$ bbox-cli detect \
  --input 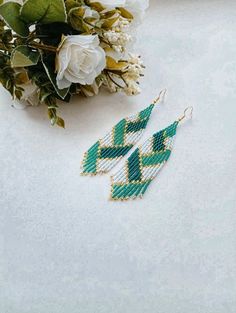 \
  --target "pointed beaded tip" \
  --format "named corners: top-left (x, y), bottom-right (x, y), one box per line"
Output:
top-left (80, 90), bottom-right (167, 176)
